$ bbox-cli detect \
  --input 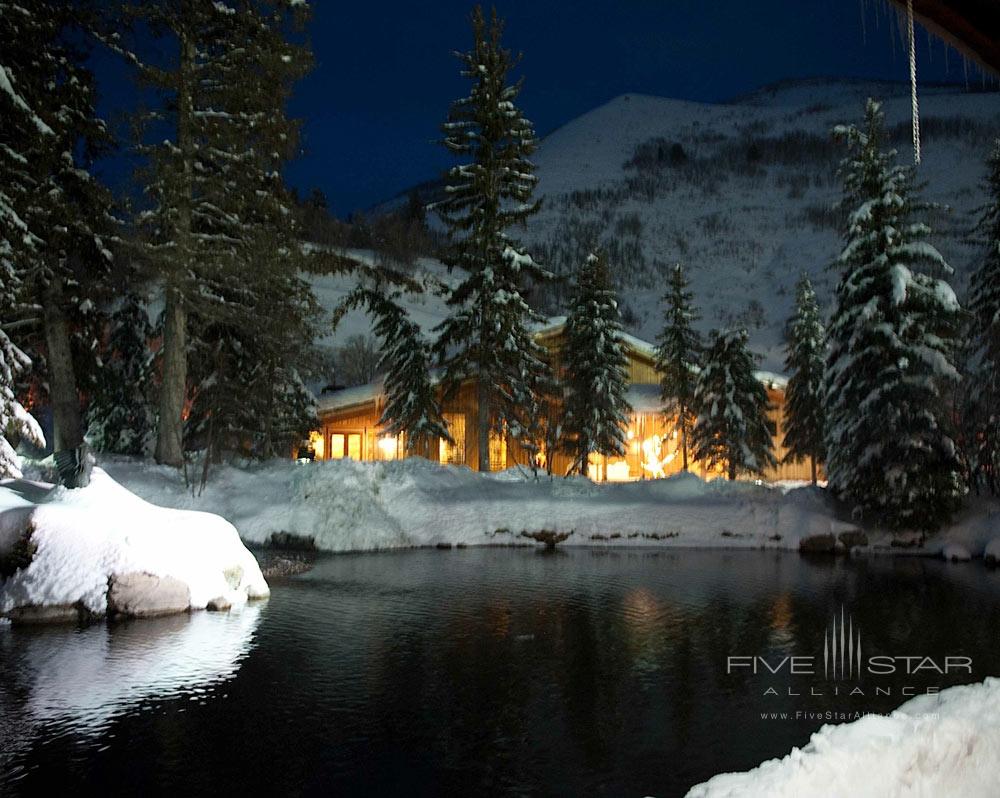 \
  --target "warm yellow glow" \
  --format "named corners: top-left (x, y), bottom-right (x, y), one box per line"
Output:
top-left (347, 433), bottom-right (362, 460)
top-left (641, 434), bottom-right (676, 478)
top-left (377, 435), bottom-right (399, 460)
top-left (330, 433), bottom-right (346, 459)
top-left (627, 428), bottom-right (635, 440)
top-left (308, 431), bottom-right (324, 460)
top-left (606, 460), bottom-right (631, 482)
top-left (440, 413), bottom-right (466, 465)
top-left (488, 431), bottom-right (507, 471)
